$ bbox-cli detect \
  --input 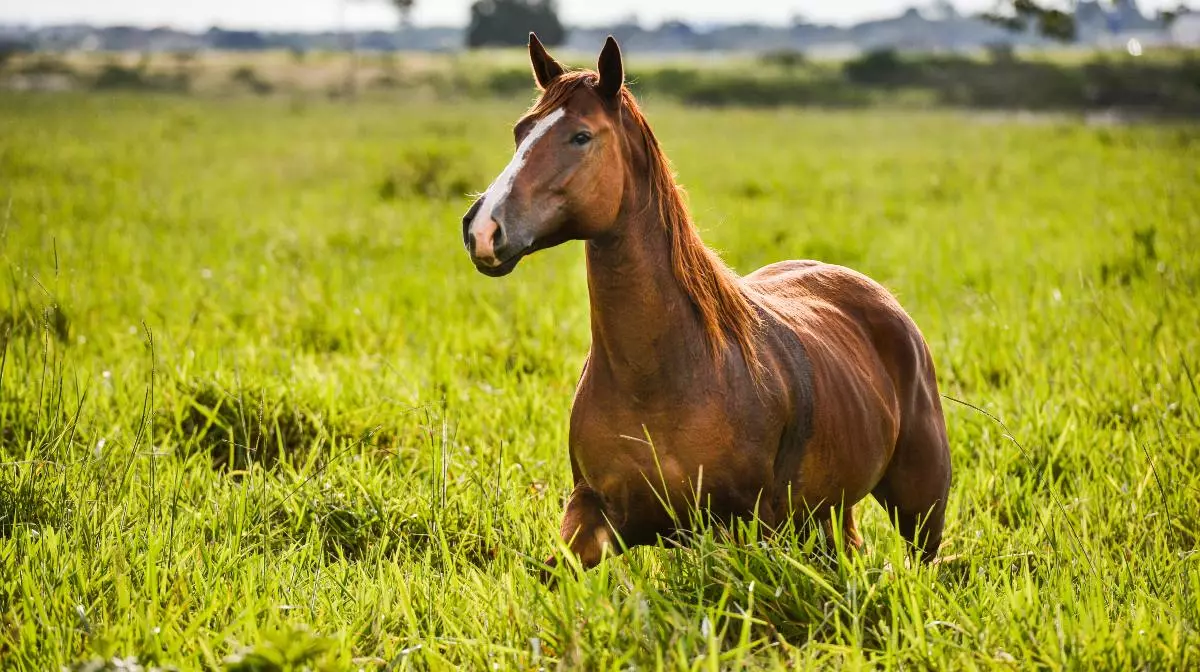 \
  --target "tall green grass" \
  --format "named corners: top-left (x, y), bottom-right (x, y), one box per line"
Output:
top-left (0, 93), bottom-right (1197, 669)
